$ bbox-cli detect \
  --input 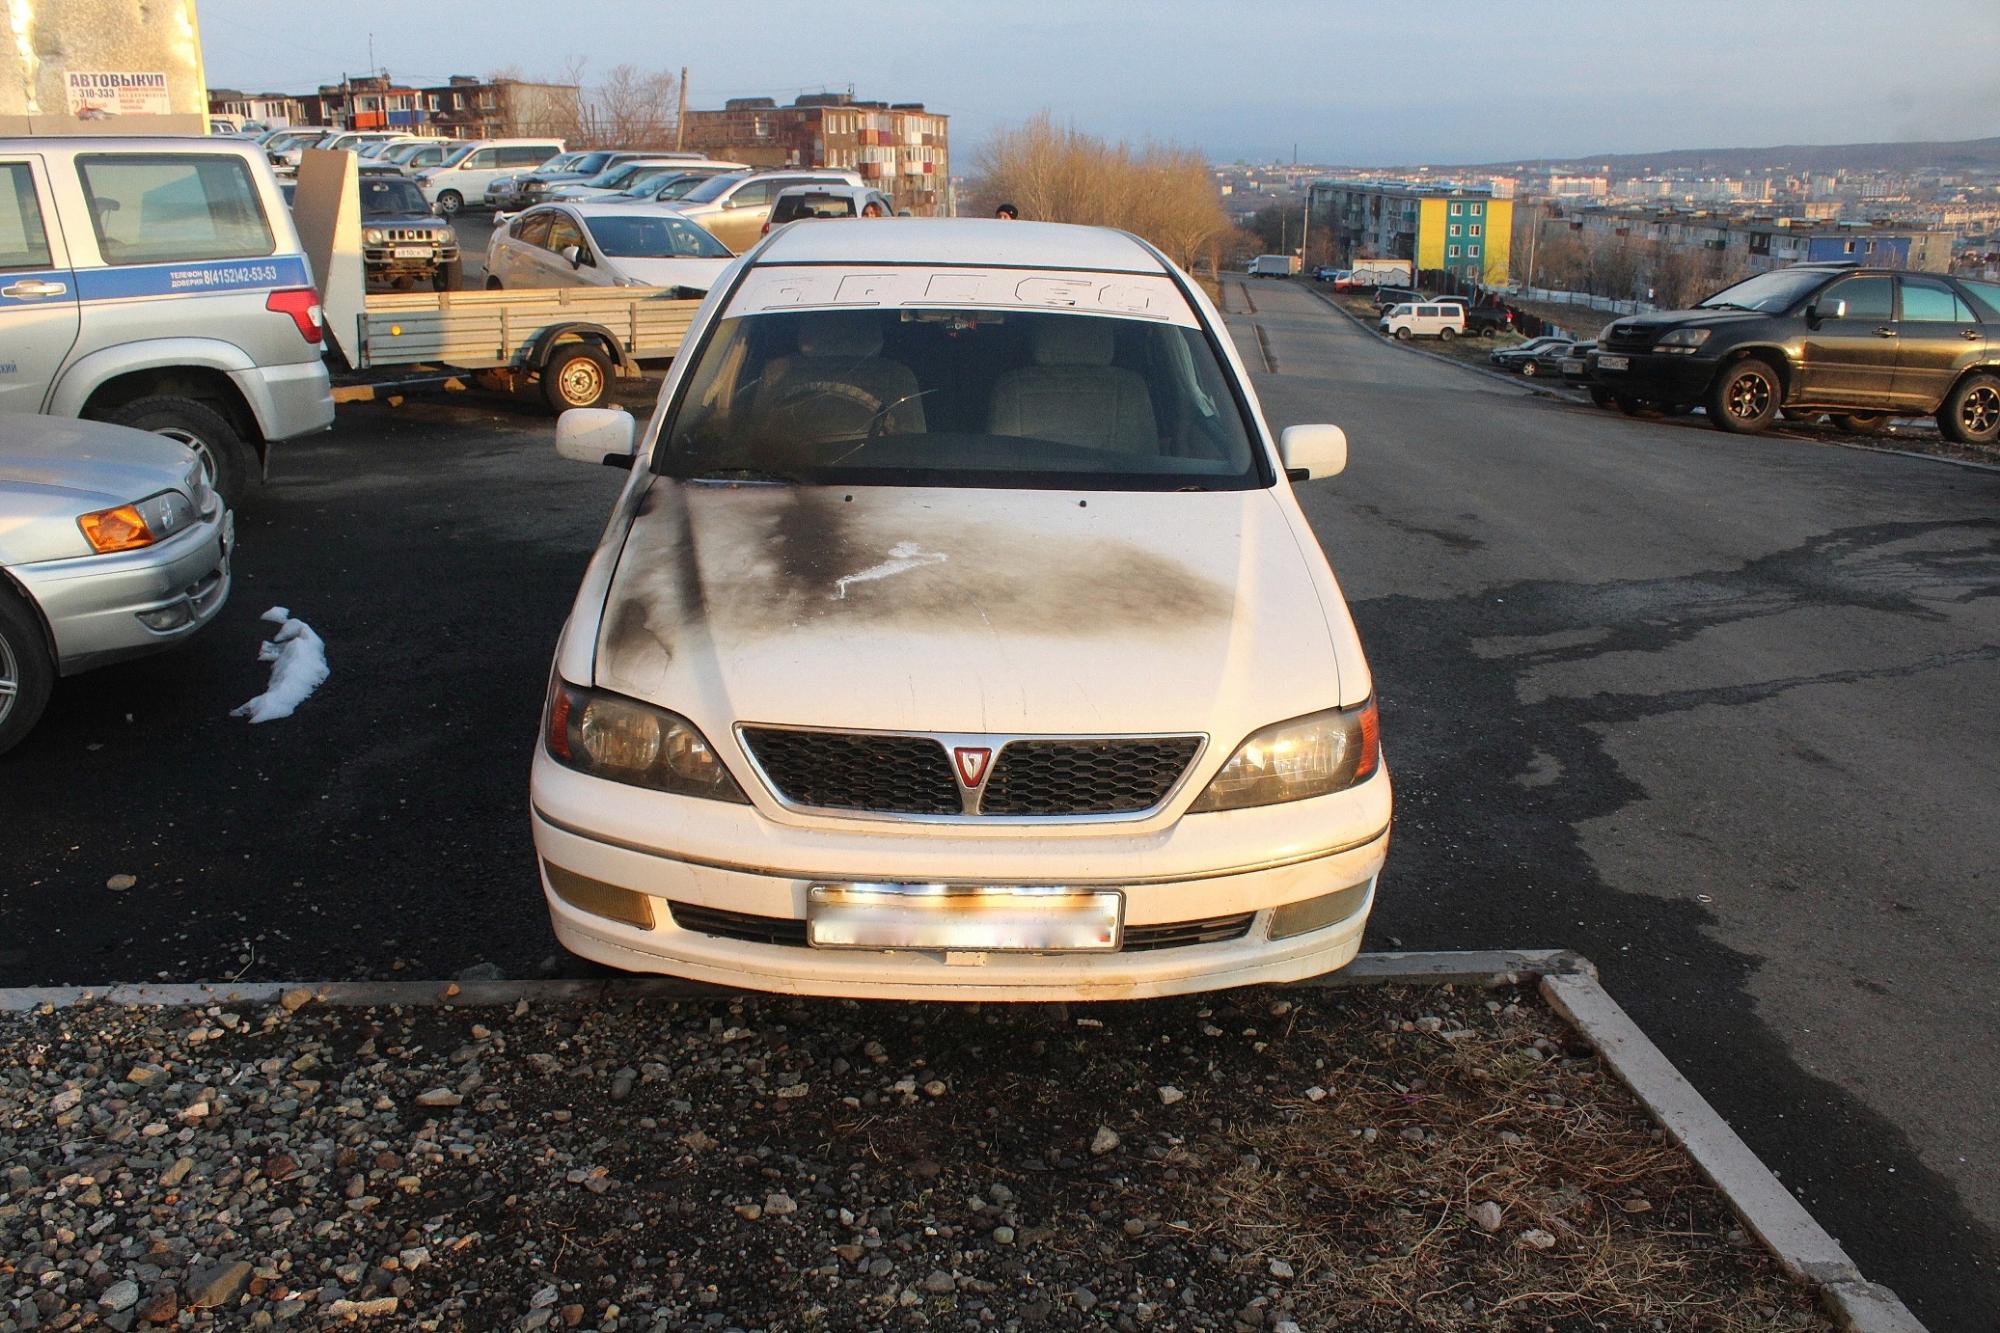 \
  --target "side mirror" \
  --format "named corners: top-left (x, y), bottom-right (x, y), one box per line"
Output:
top-left (1279, 424), bottom-right (1347, 481)
top-left (1809, 297), bottom-right (1847, 323)
top-left (555, 407), bottom-right (637, 467)
top-left (561, 244), bottom-right (587, 268)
